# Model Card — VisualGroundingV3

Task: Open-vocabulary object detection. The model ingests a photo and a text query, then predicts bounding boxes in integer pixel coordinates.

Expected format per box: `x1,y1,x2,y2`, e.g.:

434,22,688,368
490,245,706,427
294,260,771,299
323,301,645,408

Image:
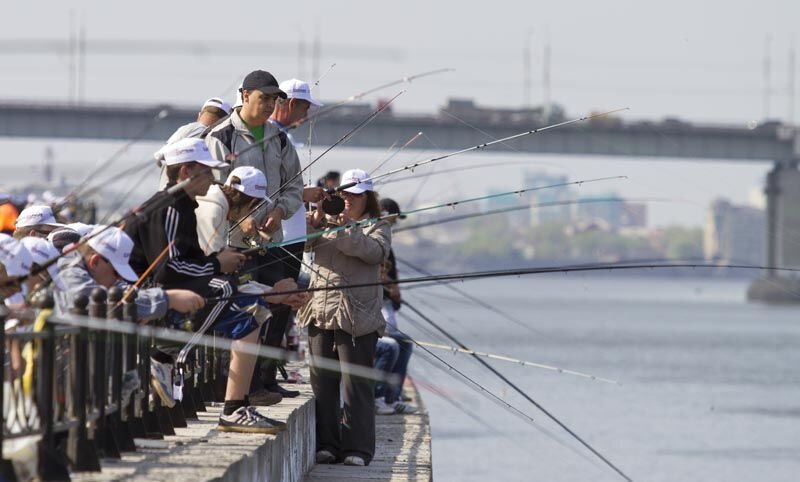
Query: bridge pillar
766,162,800,273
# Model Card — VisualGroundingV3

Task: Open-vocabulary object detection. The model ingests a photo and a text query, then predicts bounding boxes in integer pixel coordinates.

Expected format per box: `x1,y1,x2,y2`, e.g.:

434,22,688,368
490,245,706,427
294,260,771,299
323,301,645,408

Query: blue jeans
374,337,399,400
384,333,413,403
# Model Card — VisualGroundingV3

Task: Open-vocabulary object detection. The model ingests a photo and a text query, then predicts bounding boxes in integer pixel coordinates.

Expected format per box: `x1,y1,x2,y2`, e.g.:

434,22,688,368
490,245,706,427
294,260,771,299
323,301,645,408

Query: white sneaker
218,406,287,434
343,455,366,466
392,401,418,414
375,398,395,415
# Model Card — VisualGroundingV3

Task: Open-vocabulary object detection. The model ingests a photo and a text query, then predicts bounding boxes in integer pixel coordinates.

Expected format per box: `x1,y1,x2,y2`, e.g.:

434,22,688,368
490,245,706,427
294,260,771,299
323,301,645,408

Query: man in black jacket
125,137,291,433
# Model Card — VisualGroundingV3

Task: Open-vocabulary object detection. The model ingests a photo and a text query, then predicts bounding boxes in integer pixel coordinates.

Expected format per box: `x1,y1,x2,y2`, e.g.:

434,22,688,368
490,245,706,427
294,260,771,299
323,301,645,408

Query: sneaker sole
217,424,287,434
150,378,176,408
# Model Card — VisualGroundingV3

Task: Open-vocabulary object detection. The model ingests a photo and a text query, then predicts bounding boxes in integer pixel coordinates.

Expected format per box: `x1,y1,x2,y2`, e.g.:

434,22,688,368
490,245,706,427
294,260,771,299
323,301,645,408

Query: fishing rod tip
157,109,170,119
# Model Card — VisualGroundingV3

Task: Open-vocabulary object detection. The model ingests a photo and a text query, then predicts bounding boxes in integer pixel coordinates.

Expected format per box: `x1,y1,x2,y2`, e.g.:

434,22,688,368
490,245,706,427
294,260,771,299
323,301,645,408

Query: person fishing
298,168,391,467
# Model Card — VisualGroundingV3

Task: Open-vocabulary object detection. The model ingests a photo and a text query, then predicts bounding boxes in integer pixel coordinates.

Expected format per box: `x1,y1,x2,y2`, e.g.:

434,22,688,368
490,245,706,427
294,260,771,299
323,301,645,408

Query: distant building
523,171,573,226
440,98,565,126
574,193,647,231
704,199,765,265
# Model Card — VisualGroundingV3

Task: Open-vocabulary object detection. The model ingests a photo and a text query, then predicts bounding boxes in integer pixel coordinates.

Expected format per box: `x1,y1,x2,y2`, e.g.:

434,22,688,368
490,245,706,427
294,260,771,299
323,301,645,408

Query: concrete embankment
70,372,432,482
747,276,800,303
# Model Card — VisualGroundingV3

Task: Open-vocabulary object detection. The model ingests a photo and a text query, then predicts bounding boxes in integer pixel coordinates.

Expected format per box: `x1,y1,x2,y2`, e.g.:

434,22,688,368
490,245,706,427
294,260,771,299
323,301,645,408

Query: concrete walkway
302,382,432,482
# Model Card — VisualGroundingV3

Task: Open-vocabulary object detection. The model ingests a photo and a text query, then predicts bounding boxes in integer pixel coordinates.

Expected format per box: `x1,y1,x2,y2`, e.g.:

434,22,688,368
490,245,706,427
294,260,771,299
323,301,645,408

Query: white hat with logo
160,138,227,169
86,226,138,282
202,97,232,115
0,233,33,277
279,79,323,107
340,168,374,194
15,205,65,229
225,166,270,200
20,237,60,280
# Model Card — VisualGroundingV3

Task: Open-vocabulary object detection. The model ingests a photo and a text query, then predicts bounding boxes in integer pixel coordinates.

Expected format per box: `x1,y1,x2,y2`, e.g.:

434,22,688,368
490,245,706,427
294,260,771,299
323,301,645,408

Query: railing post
139,333,164,439
0,306,19,481
193,345,207,412
122,290,147,439
106,287,135,451
89,288,120,459
36,292,71,481
66,294,101,471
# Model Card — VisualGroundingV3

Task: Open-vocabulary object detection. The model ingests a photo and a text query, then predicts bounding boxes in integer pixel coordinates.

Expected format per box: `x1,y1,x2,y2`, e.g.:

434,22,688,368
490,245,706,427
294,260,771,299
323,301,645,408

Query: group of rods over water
4,67,796,482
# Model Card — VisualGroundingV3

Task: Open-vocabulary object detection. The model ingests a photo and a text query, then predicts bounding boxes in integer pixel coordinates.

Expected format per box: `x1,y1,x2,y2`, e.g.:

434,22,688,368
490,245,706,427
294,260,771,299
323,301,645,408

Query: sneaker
121,370,141,410
315,449,336,464
218,406,287,434
343,455,366,466
265,383,300,398
248,389,283,406
375,398,395,415
150,358,176,408
392,402,418,414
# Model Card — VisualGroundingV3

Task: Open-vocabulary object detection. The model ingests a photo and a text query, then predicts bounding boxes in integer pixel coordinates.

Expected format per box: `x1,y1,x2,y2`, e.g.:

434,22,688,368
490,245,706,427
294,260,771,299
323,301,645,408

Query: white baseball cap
0,234,33,278
20,237,60,282
279,79,323,107
340,169,374,194
15,205,65,229
161,138,227,169
86,226,138,283
225,166,270,200
202,97,232,115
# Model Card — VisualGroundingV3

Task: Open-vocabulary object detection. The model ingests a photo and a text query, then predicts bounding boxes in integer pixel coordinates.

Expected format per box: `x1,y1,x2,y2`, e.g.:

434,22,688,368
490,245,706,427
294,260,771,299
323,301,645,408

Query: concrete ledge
71,382,315,482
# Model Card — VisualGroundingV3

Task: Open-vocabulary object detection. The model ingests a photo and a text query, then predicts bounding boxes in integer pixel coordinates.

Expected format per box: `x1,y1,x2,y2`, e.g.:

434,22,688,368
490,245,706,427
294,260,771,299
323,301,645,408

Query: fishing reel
320,194,345,216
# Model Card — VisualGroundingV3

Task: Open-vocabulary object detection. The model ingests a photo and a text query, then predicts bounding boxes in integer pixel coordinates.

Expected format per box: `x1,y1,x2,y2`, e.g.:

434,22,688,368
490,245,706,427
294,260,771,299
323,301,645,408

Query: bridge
2,99,800,274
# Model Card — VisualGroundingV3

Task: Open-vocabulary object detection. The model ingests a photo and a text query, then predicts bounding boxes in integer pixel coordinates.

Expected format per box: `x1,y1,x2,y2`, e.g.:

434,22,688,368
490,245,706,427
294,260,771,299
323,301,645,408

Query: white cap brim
111,259,139,283
194,159,229,169
342,185,369,194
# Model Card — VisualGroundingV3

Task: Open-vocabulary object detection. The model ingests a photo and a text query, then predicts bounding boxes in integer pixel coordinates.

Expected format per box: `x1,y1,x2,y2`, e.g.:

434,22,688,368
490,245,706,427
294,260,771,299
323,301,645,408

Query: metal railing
1,287,226,482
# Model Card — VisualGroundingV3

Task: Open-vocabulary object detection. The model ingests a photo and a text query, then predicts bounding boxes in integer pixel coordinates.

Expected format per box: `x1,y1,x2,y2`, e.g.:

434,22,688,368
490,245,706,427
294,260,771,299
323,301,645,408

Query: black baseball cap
240,70,287,99
380,198,406,219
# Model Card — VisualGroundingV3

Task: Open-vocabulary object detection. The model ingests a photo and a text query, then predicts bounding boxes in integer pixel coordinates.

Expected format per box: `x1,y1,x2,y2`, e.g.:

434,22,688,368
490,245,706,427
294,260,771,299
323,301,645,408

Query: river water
396,275,800,482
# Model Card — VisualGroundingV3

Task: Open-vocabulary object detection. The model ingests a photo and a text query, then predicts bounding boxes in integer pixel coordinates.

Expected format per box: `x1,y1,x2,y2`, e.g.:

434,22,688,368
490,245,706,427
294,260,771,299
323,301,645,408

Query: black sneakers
265,383,300,398
217,406,287,434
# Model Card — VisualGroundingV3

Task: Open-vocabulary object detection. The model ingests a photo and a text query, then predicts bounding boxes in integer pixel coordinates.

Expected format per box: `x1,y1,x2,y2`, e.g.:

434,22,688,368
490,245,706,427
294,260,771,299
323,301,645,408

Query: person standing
298,169,390,466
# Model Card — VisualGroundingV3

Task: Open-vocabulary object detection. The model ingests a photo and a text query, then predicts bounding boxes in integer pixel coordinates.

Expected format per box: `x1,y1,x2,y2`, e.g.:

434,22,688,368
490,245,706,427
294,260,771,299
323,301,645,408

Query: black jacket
124,188,220,286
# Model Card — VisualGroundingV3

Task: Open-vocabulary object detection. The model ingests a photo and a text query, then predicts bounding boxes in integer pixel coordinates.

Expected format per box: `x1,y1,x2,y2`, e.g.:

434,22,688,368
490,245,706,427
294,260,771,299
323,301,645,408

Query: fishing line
402,300,635,482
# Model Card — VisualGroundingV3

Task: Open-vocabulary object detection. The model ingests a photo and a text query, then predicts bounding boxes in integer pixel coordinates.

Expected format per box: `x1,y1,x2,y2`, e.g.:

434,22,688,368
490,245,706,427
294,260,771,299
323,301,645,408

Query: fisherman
317,171,341,190
156,97,232,189
124,137,294,433
206,70,304,244
374,198,417,414
13,205,64,239
0,234,32,303
252,78,326,401
54,226,206,407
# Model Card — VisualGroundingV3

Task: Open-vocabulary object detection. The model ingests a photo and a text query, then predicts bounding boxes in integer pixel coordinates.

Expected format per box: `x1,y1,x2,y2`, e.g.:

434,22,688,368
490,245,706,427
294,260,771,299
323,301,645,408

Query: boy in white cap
125,137,294,432
156,97,234,189
13,205,65,239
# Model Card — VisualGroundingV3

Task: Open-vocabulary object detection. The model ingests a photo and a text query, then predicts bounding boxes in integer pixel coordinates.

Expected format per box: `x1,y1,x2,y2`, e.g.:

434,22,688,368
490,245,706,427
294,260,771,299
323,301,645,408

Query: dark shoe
248,389,283,406
265,383,300,398
315,450,336,464
217,406,287,434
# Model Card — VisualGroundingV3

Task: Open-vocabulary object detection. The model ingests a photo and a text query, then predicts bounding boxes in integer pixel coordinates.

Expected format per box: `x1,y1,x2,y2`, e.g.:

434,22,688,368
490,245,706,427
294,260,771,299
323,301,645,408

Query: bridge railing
0,287,226,482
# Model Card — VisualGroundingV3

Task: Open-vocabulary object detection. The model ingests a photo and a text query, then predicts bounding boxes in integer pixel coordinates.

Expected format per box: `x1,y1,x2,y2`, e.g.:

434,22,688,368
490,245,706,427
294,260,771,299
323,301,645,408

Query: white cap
340,169,374,194
202,97,232,115
0,234,33,278
279,79,323,107
225,166,270,200
86,226,138,283
15,205,65,229
160,138,227,169
66,222,95,237
20,237,60,282
234,82,244,108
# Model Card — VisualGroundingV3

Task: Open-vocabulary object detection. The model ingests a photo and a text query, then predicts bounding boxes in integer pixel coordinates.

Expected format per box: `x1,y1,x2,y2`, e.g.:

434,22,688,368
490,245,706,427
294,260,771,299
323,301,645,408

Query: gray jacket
297,220,391,337
205,109,303,243
55,251,169,321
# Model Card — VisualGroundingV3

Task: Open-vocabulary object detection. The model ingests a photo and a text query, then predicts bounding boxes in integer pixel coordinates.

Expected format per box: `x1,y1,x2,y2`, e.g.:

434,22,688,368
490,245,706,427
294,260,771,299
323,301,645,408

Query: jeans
374,337,399,400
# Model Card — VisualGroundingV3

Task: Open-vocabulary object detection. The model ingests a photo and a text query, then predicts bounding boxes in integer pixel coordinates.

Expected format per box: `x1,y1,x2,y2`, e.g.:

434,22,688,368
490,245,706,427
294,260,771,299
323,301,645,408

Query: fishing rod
207,261,800,303
61,109,170,204
313,108,628,216
226,91,404,235
412,340,618,384
402,300,635,482
397,257,549,337
238,175,627,256
375,160,536,186
394,197,676,233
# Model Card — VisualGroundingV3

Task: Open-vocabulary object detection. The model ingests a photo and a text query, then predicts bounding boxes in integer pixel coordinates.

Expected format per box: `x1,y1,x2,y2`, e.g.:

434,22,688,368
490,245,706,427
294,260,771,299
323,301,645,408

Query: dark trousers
308,325,378,464
250,243,305,388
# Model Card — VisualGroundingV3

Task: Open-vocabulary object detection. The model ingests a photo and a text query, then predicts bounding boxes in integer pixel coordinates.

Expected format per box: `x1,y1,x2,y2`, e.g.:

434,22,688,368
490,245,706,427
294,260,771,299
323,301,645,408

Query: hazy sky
1,1,797,227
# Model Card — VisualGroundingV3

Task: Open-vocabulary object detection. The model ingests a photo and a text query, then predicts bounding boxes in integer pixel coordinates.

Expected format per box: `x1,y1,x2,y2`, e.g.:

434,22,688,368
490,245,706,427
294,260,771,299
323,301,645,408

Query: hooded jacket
205,108,303,243
297,219,391,337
